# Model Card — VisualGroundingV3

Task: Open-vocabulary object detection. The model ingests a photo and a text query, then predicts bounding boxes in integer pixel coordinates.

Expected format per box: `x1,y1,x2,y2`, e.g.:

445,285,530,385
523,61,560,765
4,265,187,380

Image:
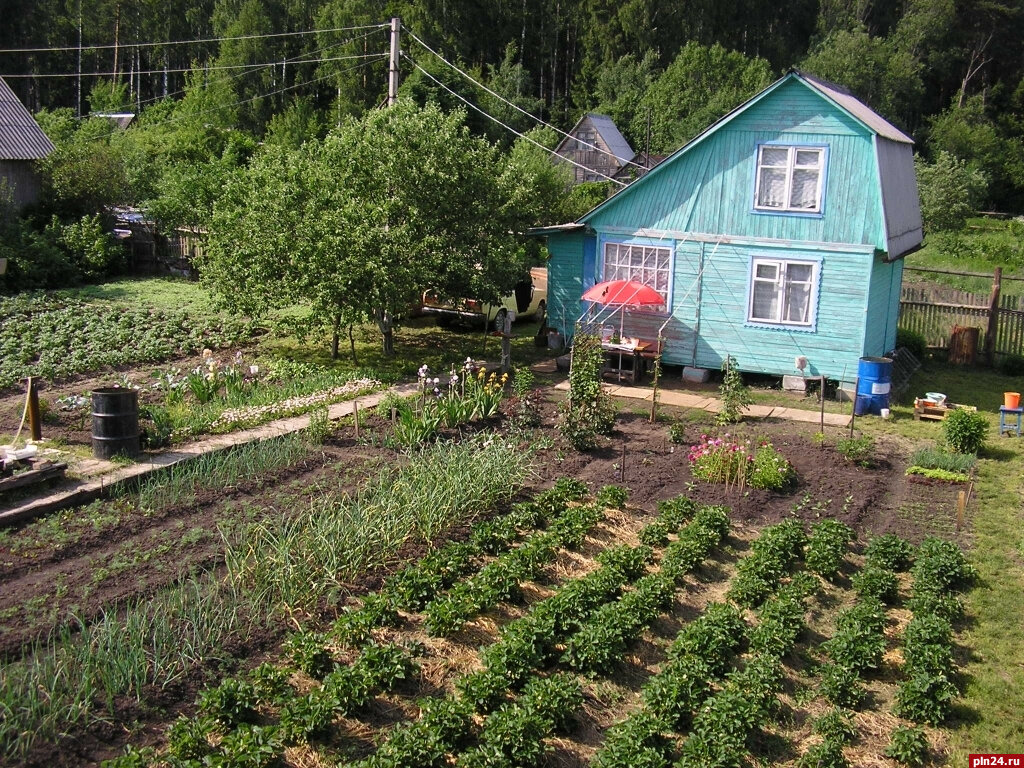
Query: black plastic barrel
854,356,893,416
91,388,140,459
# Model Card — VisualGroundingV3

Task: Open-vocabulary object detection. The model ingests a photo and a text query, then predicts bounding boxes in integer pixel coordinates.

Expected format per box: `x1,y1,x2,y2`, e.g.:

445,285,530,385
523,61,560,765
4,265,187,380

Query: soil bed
0,390,965,767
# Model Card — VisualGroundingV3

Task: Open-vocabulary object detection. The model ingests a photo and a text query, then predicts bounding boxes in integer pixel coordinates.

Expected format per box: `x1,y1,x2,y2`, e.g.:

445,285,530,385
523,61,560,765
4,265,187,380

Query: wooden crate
913,400,978,421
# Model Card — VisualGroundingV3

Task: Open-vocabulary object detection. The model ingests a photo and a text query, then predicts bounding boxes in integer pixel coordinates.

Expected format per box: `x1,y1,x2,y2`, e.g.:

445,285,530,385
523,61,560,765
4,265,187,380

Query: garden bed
0,392,968,767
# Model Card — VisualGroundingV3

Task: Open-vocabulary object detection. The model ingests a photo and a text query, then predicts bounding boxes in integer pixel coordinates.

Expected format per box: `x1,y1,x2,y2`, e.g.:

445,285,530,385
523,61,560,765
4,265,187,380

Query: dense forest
1,0,1022,304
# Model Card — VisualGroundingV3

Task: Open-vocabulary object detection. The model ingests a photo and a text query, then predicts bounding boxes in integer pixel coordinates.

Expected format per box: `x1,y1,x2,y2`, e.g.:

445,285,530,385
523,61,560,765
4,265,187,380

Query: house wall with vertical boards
544,76,914,380
0,160,42,210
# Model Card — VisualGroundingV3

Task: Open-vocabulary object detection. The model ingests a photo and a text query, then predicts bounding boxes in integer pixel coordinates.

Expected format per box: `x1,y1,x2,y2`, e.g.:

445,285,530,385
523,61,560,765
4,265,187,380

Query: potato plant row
895,537,977,727
593,520,819,768
333,477,592,644
353,495,724,767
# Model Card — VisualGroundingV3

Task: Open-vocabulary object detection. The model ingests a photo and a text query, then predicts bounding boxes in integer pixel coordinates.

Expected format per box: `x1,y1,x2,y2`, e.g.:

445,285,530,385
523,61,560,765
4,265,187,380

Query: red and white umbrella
582,279,665,307
582,279,664,340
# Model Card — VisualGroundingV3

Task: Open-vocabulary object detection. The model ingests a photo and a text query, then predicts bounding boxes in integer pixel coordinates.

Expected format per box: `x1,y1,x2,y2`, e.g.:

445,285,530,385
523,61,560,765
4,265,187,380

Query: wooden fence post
985,267,1002,367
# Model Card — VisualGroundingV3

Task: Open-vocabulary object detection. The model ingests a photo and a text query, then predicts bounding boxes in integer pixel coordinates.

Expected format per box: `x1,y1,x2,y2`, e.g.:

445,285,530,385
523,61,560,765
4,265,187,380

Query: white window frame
602,241,672,309
753,144,826,214
746,257,818,328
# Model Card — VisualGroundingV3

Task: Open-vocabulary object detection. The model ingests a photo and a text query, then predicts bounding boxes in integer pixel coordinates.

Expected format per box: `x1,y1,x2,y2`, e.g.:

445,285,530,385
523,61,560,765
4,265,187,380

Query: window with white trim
754,145,825,213
603,242,671,306
748,258,817,326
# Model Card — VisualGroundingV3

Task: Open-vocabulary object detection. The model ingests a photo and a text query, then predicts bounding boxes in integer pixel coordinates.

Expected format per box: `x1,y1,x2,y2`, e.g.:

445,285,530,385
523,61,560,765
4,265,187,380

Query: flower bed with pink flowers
688,435,796,492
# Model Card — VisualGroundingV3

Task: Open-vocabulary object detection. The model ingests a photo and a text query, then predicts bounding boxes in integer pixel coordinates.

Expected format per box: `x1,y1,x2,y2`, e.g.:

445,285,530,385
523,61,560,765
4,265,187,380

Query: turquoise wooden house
535,71,922,380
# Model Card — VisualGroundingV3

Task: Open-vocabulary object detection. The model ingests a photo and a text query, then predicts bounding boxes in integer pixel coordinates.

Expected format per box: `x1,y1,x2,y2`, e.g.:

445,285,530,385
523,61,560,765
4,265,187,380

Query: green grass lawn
63,276,559,382
853,361,1024,756
905,217,1024,296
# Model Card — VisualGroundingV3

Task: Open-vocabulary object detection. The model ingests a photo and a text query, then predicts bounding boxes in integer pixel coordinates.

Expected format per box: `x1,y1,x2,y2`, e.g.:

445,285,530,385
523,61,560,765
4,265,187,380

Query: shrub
559,330,616,450
284,630,335,679
894,671,958,725
999,353,1024,376
596,484,630,509
716,355,752,425
592,710,674,768
896,328,927,360
798,738,848,768
836,434,875,467
688,436,795,491
912,538,977,592
851,564,899,603
864,533,914,571
819,663,865,708
805,520,855,579
197,677,260,727
749,442,797,490
915,150,988,233
942,408,988,454
668,422,687,444
885,725,929,766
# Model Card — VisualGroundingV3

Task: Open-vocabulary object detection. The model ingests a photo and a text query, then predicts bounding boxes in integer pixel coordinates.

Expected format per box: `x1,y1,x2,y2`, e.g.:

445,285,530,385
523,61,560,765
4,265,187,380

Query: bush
915,151,988,233
688,436,795,491
716,355,752,425
896,328,927,360
942,408,988,454
999,353,1024,376
864,533,914,571
836,433,875,466
885,725,929,766
559,331,616,450
749,442,797,490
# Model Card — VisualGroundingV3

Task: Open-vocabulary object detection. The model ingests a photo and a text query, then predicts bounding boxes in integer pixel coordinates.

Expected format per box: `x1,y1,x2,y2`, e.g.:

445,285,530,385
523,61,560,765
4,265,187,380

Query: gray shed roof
585,113,635,164
0,77,55,160
797,71,913,144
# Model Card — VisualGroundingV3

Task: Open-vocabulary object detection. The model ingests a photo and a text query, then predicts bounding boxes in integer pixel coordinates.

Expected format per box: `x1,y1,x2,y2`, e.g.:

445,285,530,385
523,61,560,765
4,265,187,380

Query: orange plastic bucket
1005,392,1021,409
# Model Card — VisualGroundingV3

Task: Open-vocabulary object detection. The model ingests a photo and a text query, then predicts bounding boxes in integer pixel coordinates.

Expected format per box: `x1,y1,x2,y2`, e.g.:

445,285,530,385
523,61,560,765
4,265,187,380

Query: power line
42,28,386,120
2,53,385,78
402,25,650,173
81,56,382,143
0,24,388,55
404,55,626,187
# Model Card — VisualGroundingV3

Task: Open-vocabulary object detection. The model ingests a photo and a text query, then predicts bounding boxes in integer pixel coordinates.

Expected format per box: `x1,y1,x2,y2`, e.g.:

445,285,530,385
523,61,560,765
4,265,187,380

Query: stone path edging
552,380,853,427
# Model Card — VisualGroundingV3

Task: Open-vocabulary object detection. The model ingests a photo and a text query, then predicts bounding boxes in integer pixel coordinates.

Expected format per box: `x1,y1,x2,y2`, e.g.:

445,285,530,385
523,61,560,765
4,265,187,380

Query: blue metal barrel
854,356,893,416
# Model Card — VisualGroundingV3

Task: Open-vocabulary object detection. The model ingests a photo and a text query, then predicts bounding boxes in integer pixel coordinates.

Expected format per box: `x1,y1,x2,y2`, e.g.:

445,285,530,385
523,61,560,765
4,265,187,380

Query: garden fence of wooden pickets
899,267,1024,363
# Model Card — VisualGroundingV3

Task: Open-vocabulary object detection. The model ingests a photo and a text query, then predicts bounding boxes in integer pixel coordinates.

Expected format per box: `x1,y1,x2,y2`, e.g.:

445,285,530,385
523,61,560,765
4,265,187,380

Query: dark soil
0,386,965,768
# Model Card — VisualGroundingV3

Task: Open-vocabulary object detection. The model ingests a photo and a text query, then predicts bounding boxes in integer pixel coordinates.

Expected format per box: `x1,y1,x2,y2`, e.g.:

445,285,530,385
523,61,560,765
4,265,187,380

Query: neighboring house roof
0,77,55,160
583,113,635,165
92,112,136,130
612,152,667,181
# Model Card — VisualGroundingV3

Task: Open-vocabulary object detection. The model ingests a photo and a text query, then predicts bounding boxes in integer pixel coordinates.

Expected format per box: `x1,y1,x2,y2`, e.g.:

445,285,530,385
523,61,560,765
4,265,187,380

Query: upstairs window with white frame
748,258,817,327
603,242,671,307
754,145,825,213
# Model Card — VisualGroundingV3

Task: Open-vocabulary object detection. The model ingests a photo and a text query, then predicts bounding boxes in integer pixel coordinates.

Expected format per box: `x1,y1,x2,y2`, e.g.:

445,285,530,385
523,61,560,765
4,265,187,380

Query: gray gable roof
796,70,913,144
0,77,55,160
583,113,635,164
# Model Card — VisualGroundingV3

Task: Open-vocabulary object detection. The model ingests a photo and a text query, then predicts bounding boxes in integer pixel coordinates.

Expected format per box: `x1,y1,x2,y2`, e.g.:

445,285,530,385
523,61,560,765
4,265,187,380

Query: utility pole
388,17,401,106
76,0,82,118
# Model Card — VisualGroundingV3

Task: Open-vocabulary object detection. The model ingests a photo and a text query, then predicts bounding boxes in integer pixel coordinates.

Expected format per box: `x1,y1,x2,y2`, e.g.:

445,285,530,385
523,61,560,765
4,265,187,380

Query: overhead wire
59,27,388,140
402,25,652,173
1,53,386,78
0,24,389,55
80,54,385,142
404,54,626,187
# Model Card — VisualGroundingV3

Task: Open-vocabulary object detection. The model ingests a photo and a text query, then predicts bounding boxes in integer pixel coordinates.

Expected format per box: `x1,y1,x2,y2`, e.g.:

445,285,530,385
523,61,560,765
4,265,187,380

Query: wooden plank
0,462,68,493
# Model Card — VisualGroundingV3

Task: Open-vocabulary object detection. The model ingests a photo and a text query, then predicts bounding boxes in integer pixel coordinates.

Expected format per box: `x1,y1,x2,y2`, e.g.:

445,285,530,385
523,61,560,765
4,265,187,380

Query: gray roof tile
0,77,55,160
